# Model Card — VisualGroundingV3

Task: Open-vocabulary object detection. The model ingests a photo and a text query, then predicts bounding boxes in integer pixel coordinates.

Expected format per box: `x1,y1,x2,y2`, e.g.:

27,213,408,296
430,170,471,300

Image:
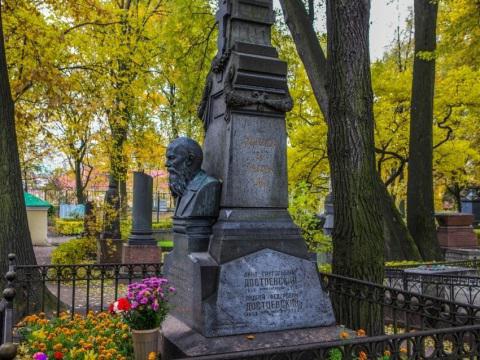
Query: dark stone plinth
161,316,349,360
435,213,477,248
165,247,334,337
129,172,155,246
122,244,161,264
97,238,123,263
209,209,309,263
204,249,334,336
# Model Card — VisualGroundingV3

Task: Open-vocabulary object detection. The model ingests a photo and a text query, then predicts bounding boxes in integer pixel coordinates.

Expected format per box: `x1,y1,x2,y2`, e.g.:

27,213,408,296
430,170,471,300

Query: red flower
54,352,64,359
117,297,131,311
108,303,114,314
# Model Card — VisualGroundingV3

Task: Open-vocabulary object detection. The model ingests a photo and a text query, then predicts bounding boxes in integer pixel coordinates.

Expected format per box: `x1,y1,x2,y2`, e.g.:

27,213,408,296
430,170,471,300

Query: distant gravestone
163,0,335,350
123,172,161,264
462,188,480,227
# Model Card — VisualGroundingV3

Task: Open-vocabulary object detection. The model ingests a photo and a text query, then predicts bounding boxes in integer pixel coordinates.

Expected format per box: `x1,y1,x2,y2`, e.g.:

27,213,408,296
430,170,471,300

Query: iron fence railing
15,262,163,318
4,255,480,359
386,268,480,306
176,324,480,360
0,254,18,360
321,272,480,335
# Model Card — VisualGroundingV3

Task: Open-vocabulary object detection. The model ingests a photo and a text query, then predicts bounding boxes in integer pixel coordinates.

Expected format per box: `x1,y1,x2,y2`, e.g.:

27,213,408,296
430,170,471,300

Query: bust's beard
168,164,194,198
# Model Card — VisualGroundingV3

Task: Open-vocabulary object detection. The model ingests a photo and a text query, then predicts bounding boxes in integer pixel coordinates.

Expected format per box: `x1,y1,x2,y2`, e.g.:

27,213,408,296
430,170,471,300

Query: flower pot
132,327,161,360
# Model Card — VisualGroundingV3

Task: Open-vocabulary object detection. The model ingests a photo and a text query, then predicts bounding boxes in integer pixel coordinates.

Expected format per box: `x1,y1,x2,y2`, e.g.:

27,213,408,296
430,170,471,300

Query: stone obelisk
164,0,334,345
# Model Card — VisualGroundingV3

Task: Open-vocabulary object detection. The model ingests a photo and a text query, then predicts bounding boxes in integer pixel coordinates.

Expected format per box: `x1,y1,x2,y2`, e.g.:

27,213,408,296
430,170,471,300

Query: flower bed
17,311,132,360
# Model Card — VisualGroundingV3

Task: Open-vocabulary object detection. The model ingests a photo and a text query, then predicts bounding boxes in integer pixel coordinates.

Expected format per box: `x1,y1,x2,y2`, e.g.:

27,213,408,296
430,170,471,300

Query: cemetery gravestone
163,1,335,356
123,172,161,264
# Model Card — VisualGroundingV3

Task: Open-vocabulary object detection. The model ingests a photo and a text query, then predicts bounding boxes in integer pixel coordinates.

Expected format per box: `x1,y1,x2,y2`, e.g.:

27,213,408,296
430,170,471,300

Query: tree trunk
108,123,127,225
407,0,443,261
280,0,421,261
0,3,37,271
0,4,58,316
327,0,384,334
74,159,85,204
279,0,329,119
379,178,421,260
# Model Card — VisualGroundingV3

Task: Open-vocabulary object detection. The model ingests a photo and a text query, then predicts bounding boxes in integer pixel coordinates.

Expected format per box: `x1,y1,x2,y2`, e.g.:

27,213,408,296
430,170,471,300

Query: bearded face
166,146,195,198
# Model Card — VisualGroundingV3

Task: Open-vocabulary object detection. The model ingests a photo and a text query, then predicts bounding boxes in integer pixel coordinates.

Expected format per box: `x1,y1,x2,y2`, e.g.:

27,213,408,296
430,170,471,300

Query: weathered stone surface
122,244,161,264
129,172,155,245
162,315,350,360
204,249,335,336
435,213,477,248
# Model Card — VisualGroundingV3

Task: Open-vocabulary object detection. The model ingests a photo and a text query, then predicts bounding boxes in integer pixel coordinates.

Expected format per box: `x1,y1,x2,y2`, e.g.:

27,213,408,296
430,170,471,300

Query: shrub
51,237,97,265
54,219,84,236
152,218,172,230
289,182,332,253
17,311,132,359
475,229,480,244
120,220,131,240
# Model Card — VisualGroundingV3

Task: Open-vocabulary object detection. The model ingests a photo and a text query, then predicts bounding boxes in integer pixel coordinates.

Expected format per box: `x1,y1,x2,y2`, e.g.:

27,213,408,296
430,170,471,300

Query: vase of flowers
110,277,175,360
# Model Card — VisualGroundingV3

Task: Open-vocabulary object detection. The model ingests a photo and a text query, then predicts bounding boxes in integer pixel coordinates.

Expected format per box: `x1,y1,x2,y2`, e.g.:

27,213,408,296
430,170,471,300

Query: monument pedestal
122,244,161,264
435,213,477,248
162,316,348,360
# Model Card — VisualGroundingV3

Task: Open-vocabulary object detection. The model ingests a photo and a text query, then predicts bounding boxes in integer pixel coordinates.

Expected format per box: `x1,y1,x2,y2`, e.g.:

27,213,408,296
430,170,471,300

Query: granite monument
123,172,162,264
163,0,335,351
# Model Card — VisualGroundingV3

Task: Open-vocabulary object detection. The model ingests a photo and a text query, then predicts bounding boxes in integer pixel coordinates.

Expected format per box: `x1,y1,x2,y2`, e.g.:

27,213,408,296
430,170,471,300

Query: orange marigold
356,329,366,337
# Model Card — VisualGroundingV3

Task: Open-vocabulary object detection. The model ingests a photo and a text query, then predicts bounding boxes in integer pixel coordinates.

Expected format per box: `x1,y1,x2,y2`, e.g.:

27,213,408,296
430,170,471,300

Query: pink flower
33,352,48,360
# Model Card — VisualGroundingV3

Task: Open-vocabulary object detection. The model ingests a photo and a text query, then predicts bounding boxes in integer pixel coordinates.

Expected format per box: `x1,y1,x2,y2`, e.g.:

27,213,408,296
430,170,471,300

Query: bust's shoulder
191,170,221,190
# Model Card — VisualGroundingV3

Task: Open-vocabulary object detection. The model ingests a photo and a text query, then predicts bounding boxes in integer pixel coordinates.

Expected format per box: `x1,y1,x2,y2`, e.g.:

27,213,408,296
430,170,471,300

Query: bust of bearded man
166,137,221,219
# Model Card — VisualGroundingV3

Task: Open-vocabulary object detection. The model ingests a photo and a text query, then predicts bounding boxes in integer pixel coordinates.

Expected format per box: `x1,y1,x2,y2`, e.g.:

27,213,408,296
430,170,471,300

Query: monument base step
161,316,350,359
444,247,480,261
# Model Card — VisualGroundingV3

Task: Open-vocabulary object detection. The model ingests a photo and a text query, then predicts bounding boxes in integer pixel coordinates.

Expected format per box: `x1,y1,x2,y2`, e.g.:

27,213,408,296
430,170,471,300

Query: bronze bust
166,137,221,219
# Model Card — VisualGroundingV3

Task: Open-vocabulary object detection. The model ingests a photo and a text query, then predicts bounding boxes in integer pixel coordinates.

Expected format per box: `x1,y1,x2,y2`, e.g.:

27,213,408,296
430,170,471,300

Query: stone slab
204,248,335,336
444,247,480,261
162,315,349,359
122,244,161,264
404,266,475,275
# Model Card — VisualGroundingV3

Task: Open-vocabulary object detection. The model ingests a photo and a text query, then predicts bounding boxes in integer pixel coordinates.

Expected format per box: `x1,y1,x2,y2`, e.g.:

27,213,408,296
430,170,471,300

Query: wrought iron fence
5,255,480,359
321,272,480,335
0,254,18,360
15,262,162,318
386,268,480,306
176,324,480,359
